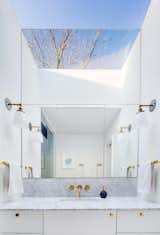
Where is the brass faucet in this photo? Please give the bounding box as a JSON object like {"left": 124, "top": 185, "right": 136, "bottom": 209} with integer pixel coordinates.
{"left": 68, "top": 184, "right": 90, "bottom": 198}
{"left": 76, "top": 185, "right": 83, "bottom": 198}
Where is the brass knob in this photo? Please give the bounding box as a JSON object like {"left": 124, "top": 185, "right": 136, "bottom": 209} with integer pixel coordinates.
{"left": 15, "top": 213, "right": 20, "bottom": 217}
{"left": 109, "top": 212, "right": 114, "bottom": 217}
{"left": 68, "top": 185, "right": 74, "bottom": 191}
{"left": 139, "top": 212, "right": 144, "bottom": 217}
{"left": 84, "top": 185, "right": 90, "bottom": 191}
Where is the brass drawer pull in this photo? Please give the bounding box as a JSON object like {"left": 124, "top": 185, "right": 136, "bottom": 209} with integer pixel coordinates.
{"left": 15, "top": 213, "right": 20, "bottom": 217}
{"left": 139, "top": 212, "right": 144, "bottom": 217}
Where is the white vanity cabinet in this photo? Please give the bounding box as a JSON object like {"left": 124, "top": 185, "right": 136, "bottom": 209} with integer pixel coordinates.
{"left": 44, "top": 210, "right": 116, "bottom": 235}
{"left": 0, "top": 209, "right": 160, "bottom": 235}
{"left": 0, "top": 210, "right": 43, "bottom": 234}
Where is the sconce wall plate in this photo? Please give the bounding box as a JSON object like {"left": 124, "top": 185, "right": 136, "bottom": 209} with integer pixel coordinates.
{"left": 28, "top": 122, "right": 33, "bottom": 131}
{"left": 149, "top": 99, "right": 157, "bottom": 112}
{"left": 4, "top": 98, "right": 12, "bottom": 111}
{"left": 128, "top": 124, "right": 132, "bottom": 132}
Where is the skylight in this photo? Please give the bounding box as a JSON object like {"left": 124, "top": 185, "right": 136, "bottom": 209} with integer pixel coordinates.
{"left": 23, "top": 29, "right": 139, "bottom": 69}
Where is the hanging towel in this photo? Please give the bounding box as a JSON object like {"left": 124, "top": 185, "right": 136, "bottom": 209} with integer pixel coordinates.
{"left": 138, "top": 162, "right": 154, "bottom": 199}
{"left": 120, "top": 166, "right": 127, "bottom": 177}
{"left": 0, "top": 164, "right": 9, "bottom": 202}
{"left": 8, "top": 164, "right": 24, "bottom": 199}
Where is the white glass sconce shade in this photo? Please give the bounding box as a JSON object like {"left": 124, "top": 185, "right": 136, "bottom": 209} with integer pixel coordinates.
{"left": 4, "top": 98, "right": 28, "bottom": 129}
{"left": 134, "top": 111, "right": 149, "bottom": 129}
{"left": 30, "top": 131, "right": 43, "bottom": 143}
{"left": 29, "top": 123, "right": 43, "bottom": 143}
{"left": 13, "top": 110, "right": 28, "bottom": 129}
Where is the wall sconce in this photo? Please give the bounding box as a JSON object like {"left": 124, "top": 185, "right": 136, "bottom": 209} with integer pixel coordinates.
{"left": 135, "top": 99, "right": 157, "bottom": 129}
{"left": 119, "top": 124, "right": 132, "bottom": 133}
{"left": 28, "top": 122, "right": 43, "bottom": 143}
{"left": 4, "top": 98, "right": 28, "bottom": 129}
{"left": 137, "top": 99, "right": 157, "bottom": 113}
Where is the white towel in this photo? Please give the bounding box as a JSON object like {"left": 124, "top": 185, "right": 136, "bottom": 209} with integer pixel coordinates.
{"left": 120, "top": 166, "right": 127, "bottom": 177}
{"left": 138, "top": 162, "right": 154, "bottom": 199}
{"left": 0, "top": 165, "right": 9, "bottom": 202}
{"left": 8, "top": 165, "right": 24, "bottom": 198}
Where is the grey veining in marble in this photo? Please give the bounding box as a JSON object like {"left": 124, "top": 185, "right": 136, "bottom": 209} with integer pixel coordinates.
{"left": 23, "top": 178, "right": 137, "bottom": 197}
{"left": 0, "top": 197, "right": 160, "bottom": 210}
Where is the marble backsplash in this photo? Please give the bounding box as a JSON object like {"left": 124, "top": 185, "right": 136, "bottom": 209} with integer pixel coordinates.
{"left": 23, "top": 178, "right": 137, "bottom": 197}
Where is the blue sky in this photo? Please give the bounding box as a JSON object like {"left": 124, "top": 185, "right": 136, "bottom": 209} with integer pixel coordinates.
{"left": 11, "top": 0, "right": 150, "bottom": 29}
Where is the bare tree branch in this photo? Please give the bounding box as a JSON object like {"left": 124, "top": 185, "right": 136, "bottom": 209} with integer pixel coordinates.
{"left": 82, "top": 30, "right": 101, "bottom": 69}
{"left": 29, "top": 30, "right": 48, "bottom": 68}
{"left": 50, "top": 29, "right": 72, "bottom": 68}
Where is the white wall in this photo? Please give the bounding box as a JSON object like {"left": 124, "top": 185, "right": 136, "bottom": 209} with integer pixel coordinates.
{"left": 121, "top": 35, "right": 141, "bottom": 104}
{"left": 141, "top": 0, "right": 160, "bottom": 103}
{"left": 21, "top": 36, "right": 141, "bottom": 105}
{"left": 55, "top": 133, "right": 104, "bottom": 177}
{"left": 0, "top": 0, "right": 21, "bottom": 171}
{"left": 138, "top": 0, "right": 160, "bottom": 201}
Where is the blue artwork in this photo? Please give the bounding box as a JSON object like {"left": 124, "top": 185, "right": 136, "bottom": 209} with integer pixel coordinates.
{"left": 23, "top": 29, "right": 139, "bottom": 69}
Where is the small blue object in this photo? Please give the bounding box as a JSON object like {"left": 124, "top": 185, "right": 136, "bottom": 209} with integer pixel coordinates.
{"left": 100, "top": 186, "right": 107, "bottom": 199}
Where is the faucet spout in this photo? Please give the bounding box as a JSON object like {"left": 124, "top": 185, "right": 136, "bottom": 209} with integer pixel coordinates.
{"left": 77, "top": 185, "right": 83, "bottom": 198}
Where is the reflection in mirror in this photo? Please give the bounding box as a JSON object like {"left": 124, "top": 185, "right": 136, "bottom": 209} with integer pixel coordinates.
{"left": 22, "top": 106, "right": 138, "bottom": 178}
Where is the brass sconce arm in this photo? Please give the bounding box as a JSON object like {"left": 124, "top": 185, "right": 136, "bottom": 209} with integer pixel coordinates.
{"left": 119, "top": 124, "right": 132, "bottom": 133}
{"left": 28, "top": 122, "right": 41, "bottom": 132}
{"left": 138, "top": 99, "right": 157, "bottom": 113}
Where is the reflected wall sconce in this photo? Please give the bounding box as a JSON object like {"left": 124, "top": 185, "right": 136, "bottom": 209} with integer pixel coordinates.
{"left": 119, "top": 124, "right": 132, "bottom": 133}
{"left": 28, "top": 122, "right": 43, "bottom": 143}
{"left": 28, "top": 123, "right": 41, "bottom": 132}
{"left": 4, "top": 98, "right": 28, "bottom": 129}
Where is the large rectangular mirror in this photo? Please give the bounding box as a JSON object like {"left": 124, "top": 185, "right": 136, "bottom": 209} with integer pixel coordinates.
{"left": 22, "top": 105, "right": 138, "bottom": 178}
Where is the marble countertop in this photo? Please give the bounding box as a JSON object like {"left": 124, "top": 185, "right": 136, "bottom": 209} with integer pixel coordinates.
{"left": 0, "top": 197, "right": 160, "bottom": 210}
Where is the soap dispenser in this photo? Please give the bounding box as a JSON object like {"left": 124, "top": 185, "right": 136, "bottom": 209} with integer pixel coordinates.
{"left": 100, "top": 186, "right": 107, "bottom": 199}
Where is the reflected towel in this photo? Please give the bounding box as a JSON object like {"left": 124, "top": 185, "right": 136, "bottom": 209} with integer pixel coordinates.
{"left": 8, "top": 164, "right": 24, "bottom": 198}
{"left": 120, "top": 166, "right": 127, "bottom": 177}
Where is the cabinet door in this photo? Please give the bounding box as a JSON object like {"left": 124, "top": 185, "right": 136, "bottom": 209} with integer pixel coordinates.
{"left": 44, "top": 210, "right": 116, "bottom": 235}
{"left": 117, "top": 210, "right": 160, "bottom": 233}
{"left": 0, "top": 210, "right": 43, "bottom": 233}
{"left": 118, "top": 234, "right": 160, "bottom": 235}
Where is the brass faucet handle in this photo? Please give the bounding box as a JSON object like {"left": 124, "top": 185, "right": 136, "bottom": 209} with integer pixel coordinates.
{"left": 84, "top": 185, "right": 90, "bottom": 191}
{"left": 77, "top": 184, "right": 83, "bottom": 190}
{"left": 68, "top": 185, "right": 74, "bottom": 191}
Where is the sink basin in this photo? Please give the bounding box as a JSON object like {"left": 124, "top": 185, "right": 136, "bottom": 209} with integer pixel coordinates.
{"left": 59, "top": 197, "right": 103, "bottom": 202}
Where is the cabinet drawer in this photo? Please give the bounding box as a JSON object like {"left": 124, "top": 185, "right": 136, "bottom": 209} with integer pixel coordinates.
{"left": 117, "top": 210, "right": 160, "bottom": 233}
{"left": 44, "top": 210, "right": 116, "bottom": 235}
{"left": 118, "top": 234, "right": 160, "bottom": 235}
{"left": 0, "top": 210, "right": 43, "bottom": 233}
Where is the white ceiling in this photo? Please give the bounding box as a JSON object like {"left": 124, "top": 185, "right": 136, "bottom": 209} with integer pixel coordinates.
{"left": 42, "top": 107, "right": 121, "bottom": 133}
